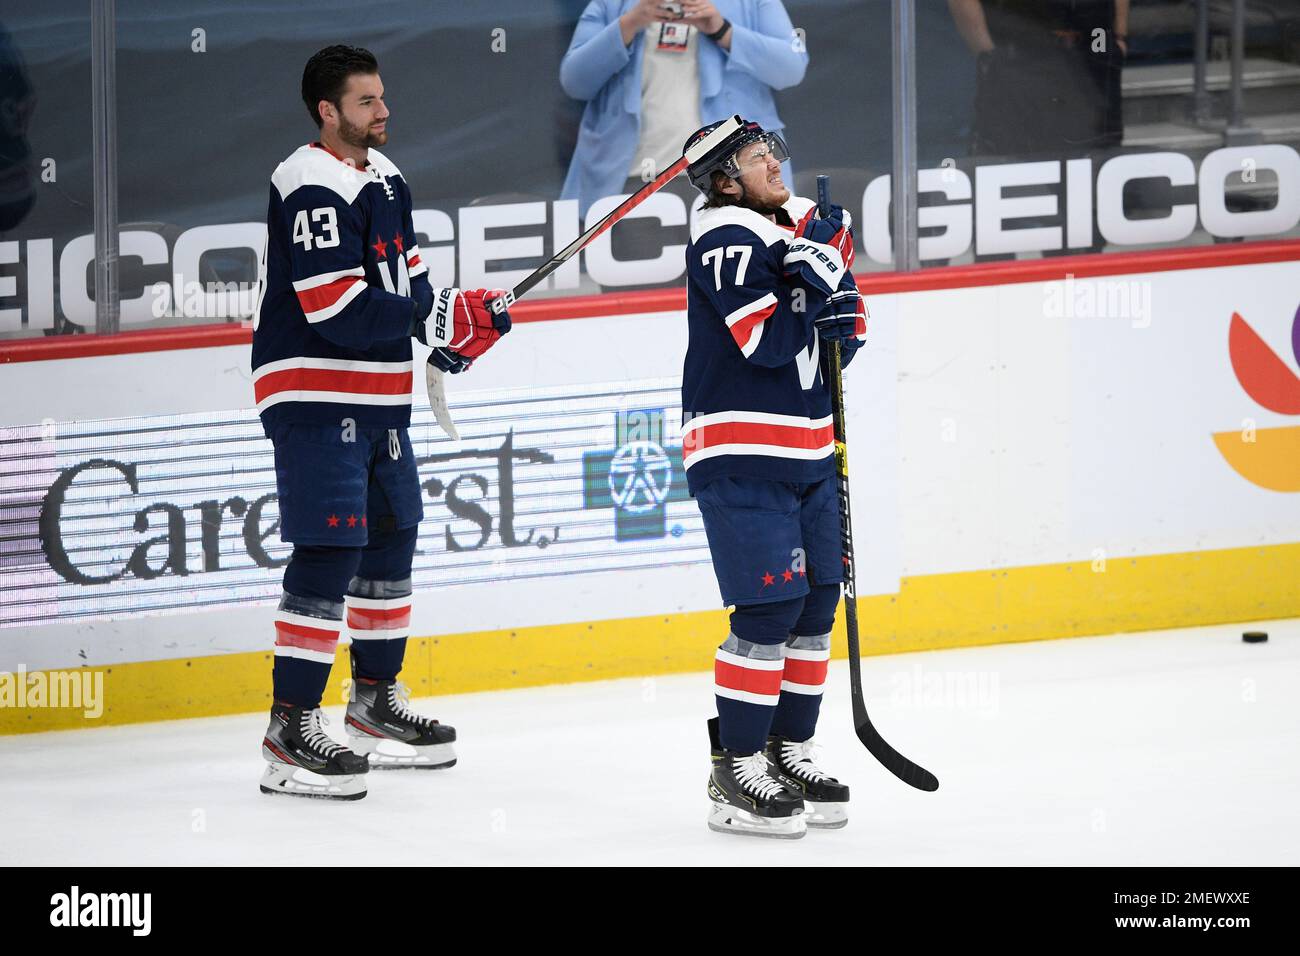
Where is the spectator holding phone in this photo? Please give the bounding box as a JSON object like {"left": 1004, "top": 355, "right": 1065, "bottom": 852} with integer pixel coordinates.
{"left": 560, "top": 0, "right": 807, "bottom": 219}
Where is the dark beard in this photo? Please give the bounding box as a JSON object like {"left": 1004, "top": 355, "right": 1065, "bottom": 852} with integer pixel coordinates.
{"left": 338, "top": 114, "right": 385, "bottom": 150}
{"left": 740, "top": 194, "right": 792, "bottom": 224}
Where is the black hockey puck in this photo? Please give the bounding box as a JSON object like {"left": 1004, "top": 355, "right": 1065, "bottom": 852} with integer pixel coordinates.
{"left": 1242, "top": 631, "right": 1268, "bottom": 643}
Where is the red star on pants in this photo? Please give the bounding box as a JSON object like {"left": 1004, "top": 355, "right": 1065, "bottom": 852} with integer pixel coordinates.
{"left": 346, "top": 514, "right": 358, "bottom": 528}
{"left": 372, "top": 236, "right": 388, "bottom": 259}
{"left": 761, "top": 572, "right": 775, "bottom": 587}
{"left": 326, "top": 514, "right": 339, "bottom": 528}
{"left": 392, "top": 234, "right": 404, "bottom": 253}
{"left": 782, "top": 569, "right": 794, "bottom": 583}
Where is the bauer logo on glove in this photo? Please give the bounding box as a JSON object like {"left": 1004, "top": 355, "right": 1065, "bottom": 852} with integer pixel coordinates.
{"left": 415, "top": 287, "right": 512, "bottom": 373}
{"left": 782, "top": 205, "right": 853, "bottom": 297}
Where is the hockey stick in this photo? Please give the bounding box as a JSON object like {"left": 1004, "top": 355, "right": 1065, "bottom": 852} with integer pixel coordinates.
{"left": 426, "top": 115, "right": 748, "bottom": 437}
{"left": 819, "top": 174, "right": 939, "bottom": 792}
{"left": 484, "top": 114, "right": 745, "bottom": 317}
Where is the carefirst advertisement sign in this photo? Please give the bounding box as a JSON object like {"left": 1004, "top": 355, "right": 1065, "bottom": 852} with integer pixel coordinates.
{"left": 2, "top": 147, "right": 1297, "bottom": 331}
{"left": 0, "top": 378, "right": 711, "bottom": 628}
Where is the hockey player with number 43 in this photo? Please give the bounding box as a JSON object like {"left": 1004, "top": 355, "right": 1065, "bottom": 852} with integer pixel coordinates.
{"left": 250, "top": 46, "right": 512, "bottom": 800}
{"left": 680, "top": 120, "right": 866, "bottom": 838}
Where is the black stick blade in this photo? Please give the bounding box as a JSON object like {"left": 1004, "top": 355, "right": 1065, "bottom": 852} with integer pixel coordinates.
{"left": 856, "top": 719, "right": 940, "bottom": 792}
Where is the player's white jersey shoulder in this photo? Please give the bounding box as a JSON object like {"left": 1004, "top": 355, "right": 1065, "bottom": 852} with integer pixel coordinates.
{"left": 364, "top": 147, "right": 404, "bottom": 180}
{"left": 783, "top": 195, "right": 815, "bottom": 221}
{"left": 271, "top": 143, "right": 372, "bottom": 205}
{"left": 691, "top": 196, "right": 812, "bottom": 247}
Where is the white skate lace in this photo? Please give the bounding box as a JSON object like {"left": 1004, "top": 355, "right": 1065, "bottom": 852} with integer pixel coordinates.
{"left": 781, "top": 739, "right": 830, "bottom": 782}
{"left": 299, "top": 708, "right": 345, "bottom": 758}
{"left": 388, "top": 681, "right": 435, "bottom": 728}
{"left": 733, "top": 752, "right": 787, "bottom": 799}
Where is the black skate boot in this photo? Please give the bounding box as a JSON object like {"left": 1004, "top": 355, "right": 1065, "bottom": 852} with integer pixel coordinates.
{"left": 766, "top": 734, "right": 850, "bottom": 828}
{"left": 260, "top": 702, "right": 369, "bottom": 800}
{"left": 706, "top": 717, "right": 806, "bottom": 839}
{"left": 344, "top": 677, "right": 457, "bottom": 769}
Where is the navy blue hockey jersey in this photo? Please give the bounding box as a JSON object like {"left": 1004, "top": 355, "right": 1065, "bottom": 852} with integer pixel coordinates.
{"left": 682, "top": 196, "right": 859, "bottom": 493}
{"left": 251, "top": 143, "right": 432, "bottom": 433}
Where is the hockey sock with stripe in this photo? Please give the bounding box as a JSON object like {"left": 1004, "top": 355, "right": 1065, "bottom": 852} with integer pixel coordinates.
{"left": 272, "top": 593, "right": 344, "bottom": 709}
{"left": 347, "top": 578, "right": 412, "bottom": 681}
{"left": 272, "top": 545, "right": 363, "bottom": 708}
{"left": 714, "top": 632, "right": 785, "bottom": 754}
{"left": 347, "top": 525, "right": 417, "bottom": 681}
{"left": 770, "top": 631, "right": 831, "bottom": 742}
{"left": 770, "top": 583, "right": 837, "bottom": 740}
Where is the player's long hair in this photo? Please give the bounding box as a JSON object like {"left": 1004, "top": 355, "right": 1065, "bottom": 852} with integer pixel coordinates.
{"left": 700, "top": 171, "right": 740, "bottom": 210}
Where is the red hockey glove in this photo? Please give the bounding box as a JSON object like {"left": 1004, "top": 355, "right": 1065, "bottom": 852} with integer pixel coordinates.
{"left": 418, "top": 288, "right": 512, "bottom": 369}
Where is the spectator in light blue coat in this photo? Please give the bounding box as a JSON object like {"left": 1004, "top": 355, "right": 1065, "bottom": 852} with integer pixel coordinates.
{"left": 560, "top": 0, "right": 808, "bottom": 218}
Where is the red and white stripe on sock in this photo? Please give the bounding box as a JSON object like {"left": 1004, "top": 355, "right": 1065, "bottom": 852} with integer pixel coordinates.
{"left": 714, "top": 638, "right": 786, "bottom": 753}
{"left": 347, "top": 592, "right": 412, "bottom": 681}
{"left": 346, "top": 594, "right": 412, "bottom": 642}
{"left": 780, "top": 635, "right": 830, "bottom": 695}
{"left": 769, "top": 632, "right": 831, "bottom": 742}
{"left": 273, "top": 610, "right": 342, "bottom": 665}
{"left": 715, "top": 644, "right": 784, "bottom": 705}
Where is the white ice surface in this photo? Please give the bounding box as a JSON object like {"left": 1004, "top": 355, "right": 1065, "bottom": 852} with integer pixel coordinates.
{"left": 1, "top": 619, "right": 1297, "bottom": 866}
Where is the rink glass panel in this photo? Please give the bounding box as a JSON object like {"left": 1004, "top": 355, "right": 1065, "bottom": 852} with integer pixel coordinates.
{"left": 0, "top": 3, "right": 95, "bottom": 340}
{"left": 0, "top": 0, "right": 889, "bottom": 338}
{"left": 914, "top": 0, "right": 1300, "bottom": 266}
{"left": 13, "top": 2, "right": 1298, "bottom": 337}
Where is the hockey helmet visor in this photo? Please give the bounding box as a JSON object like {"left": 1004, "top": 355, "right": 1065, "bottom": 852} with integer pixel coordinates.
{"left": 684, "top": 120, "right": 789, "bottom": 195}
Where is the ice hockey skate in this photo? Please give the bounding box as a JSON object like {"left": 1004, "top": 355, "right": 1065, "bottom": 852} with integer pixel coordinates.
{"left": 706, "top": 718, "right": 806, "bottom": 839}
{"left": 344, "top": 677, "right": 457, "bottom": 769}
{"left": 260, "top": 702, "right": 369, "bottom": 800}
{"left": 766, "top": 734, "right": 850, "bottom": 828}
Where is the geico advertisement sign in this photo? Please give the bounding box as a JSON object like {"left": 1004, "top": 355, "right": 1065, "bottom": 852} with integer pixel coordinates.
{"left": 2, "top": 146, "right": 1296, "bottom": 329}
{"left": 862, "top": 146, "right": 1300, "bottom": 261}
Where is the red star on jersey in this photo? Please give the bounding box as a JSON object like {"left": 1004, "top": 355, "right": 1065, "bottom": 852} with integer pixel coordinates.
{"left": 346, "top": 514, "right": 358, "bottom": 528}
{"left": 372, "top": 236, "right": 388, "bottom": 259}
{"left": 361, "top": 515, "right": 367, "bottom": 528}
{"left": 392, "top": 234, "right": 404, "bottom": 254}
{"left": 761, "top": 572, "right": 775, "bottom": 587}
{"left": 326, "top": 514, "right": 340, "bottom": 528}
{"left": 782, "top": 569, "right": 794, "bottom": 583}
{"left": 798, "top": 568, "right": 806, "bottom": 577}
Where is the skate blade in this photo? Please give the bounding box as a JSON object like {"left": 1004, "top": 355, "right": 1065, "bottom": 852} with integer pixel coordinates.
{"left": 259, "top": 762, "right": 367, "bottom": 800}
{"left": 805, "top": 800, "right": 848, "bottom": 829}
{"left": 347, "top": 735, "right": 457, "bottom": 770}
{"left": 707, "top": 803, "right": 807, "bottom": 840}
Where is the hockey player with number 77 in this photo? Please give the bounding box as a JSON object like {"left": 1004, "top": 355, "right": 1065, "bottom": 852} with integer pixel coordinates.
{"left": 250, "top": 46, "right": 512, "bottom": 800}
{"left": 680, "top": 120, "right": 867, "bottom": 838}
